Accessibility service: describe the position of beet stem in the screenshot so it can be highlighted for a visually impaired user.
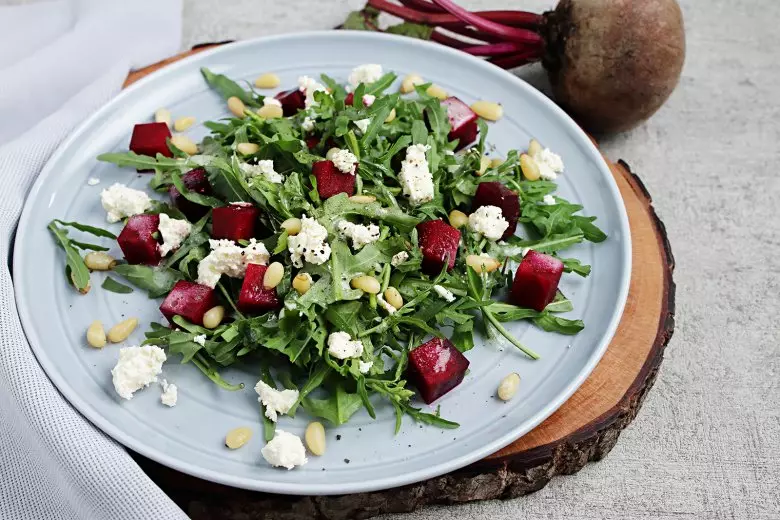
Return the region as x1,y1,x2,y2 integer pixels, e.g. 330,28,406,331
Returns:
367,0,543,29
429,0,543,44
430,29,471,49
461,41,528,57
489,51,541,69
398,0,443,13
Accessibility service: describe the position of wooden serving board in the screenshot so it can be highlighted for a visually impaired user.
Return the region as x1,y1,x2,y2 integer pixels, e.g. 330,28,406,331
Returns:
126,45,676,520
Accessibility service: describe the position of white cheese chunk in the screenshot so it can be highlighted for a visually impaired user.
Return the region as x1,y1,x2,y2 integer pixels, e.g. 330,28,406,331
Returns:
287,215,331,268
298,75,327,108
468,205,509,241
376,295,396,315
263,96,282,107
338,220,380,249
240,160,284,183
160,379,178,407
158,213,192,256
301,116,315,132
87,177,100,186
359,360,374,374
348,64,383,87
532,147,565,181
331,148,358,174
111,345,166,400
327,331,364,360
197,238,270,288
391,251,409,266
354,118,371,133
254,380,299,422
399,144,434,206
261,430,308,470
433,284,456,303
362,94,376,106
100,183,152,223
542,194,556,205
193,334,206,346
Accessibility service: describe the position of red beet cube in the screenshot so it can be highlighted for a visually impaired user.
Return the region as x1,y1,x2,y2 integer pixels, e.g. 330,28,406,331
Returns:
159,280,217,326
117,214,160,265
237,263,281,314
344,92,354,106
211,203,259,241
510,251,564,311
472,182,521,240
275,88,306,117
416,220,460,275
169,168,212,221
129,122,173,159
306,136,321,149
441,97,478,150
312,160,356,199
408,337,470,404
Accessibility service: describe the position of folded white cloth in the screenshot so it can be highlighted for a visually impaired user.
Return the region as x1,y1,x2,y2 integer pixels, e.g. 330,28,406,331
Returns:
0,1,188,518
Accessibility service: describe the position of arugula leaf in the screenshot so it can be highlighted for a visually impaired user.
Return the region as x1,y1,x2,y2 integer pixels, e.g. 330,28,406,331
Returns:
170,171,224,208
53,220,117,239
113,264,183,298
97,151,182,171
201,67,259,107
302,383,364,426
48,221,90,292
101,277,134,294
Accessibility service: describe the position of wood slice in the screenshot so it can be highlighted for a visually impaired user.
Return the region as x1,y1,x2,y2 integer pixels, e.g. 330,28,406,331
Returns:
126,46,675,519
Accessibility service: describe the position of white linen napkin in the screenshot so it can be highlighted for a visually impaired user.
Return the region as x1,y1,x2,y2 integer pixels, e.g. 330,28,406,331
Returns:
0,1,188,518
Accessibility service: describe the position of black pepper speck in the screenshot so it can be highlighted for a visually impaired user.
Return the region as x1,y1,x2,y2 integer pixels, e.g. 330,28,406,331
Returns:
336,435,341,440
344,458,350,464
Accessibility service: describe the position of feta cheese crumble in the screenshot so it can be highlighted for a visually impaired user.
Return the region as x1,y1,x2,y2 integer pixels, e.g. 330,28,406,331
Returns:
193,334,206,346
87,177,100,186
301,116,315,132
362,94,376,106
331,148,358,174
354,118,371,133
100,183,152,223
376,294,396,315
239,160,284,183
111,345,166,400
359,360,374,374
542,194,556,205
338,220,380,249
261,430,308,470
433,284,456,303
327,331,364,360
391,251,409,266
287,215,331,268
160,379,178,407
531,147,565,181
254,380,299,422
157,213,192,256
197,239,270,288
468,205,509,241
263,96,282,107
348,64,383,87
298,75,327,108
399,144,434,205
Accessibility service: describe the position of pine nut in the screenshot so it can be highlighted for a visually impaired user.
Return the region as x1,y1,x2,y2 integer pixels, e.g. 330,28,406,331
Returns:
520,153,541,181
256,104,283,119
236,142,260,155
305,421,326,456
170,134,198,155
426,84,448,100
400,73,424,94
497,372,521,401
107,318,138,343
490,157,504,168
383,287,403,310
263,262,284,290
281,218,302,235
448,209,469,229
292,273,312,295
173,116,196,132
86,320,106,348
478,156,491,176
528,138,543,158
202,306,225,329
225,426,253,449
326,147,341,161
227,96,246,118
384,108,397,123
349,194,376,204
470,100,503,121
154,108,171,126
466,254,501,273
350,275,380,294
254,73,281,89
84,252,116,271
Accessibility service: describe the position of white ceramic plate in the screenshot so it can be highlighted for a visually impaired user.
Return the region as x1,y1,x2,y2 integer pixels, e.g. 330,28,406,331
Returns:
13,31,631,495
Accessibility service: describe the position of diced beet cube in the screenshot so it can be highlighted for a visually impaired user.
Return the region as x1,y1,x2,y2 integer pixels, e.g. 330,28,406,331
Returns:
408,337,470,404
510,251,564,311
159,280,217,326
441,97,478,150
129,122,173,160
169,168,212,221
312,160,356,199
306,136,321,149
237,263,281,314
416,220,460,275
117,214,160,265
275,88,306,116
344,92,354,106
472,182,521,240
211,203,259,241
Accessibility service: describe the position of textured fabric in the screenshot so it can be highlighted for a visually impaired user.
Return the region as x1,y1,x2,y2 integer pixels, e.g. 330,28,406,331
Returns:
0,1,187,519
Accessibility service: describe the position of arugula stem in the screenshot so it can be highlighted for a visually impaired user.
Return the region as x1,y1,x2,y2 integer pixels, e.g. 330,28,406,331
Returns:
192,354,245,390
483,309,539,360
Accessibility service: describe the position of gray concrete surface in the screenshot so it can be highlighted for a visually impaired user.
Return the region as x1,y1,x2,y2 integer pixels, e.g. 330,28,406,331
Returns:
182,1,780,518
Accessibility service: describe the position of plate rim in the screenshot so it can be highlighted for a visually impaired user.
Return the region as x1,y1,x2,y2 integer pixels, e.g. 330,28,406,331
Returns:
13,30,632,495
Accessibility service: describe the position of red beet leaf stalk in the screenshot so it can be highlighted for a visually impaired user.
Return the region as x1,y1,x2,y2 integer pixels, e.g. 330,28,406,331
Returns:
351,0,686,134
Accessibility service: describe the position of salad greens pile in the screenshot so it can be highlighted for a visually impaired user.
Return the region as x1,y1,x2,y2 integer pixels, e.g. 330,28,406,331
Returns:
52,66,605,435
